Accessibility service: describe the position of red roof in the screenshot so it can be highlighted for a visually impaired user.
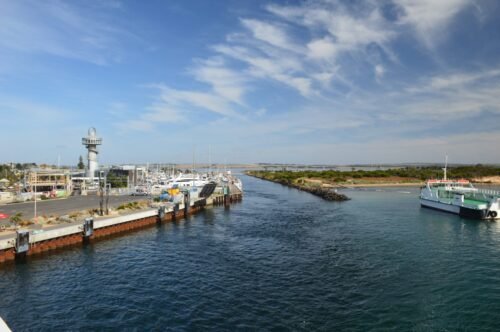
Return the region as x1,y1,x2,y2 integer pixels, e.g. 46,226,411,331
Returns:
427,179,470,184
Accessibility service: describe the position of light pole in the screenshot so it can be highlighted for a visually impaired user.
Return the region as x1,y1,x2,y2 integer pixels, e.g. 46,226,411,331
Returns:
33,171,37,223
105,183,110,215
99,171,104,216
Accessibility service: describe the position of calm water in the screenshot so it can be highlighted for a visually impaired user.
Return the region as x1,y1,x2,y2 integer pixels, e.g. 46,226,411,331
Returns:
2,175,500,331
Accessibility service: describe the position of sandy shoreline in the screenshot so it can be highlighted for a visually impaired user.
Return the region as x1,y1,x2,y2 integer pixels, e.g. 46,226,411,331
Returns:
306,179,500,189
326,182,423,188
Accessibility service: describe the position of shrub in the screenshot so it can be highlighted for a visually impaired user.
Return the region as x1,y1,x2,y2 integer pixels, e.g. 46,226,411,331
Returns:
10,212,23,225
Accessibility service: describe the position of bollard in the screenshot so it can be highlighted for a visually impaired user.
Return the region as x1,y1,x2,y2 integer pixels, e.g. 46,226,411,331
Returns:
173,203,179,220
183,191,190,217
158,206,165,224
83,217,94,242
15,230,30,258
223,186,230,206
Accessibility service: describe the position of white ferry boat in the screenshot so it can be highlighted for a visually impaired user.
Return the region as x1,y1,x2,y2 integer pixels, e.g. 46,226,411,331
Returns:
420,179,500,220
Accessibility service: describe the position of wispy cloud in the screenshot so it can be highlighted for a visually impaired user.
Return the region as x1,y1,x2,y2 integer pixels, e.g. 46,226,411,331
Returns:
119,83,243,132
394,0,471,47
0,0,133,65
124,0,485,129
374,65,385,81
190,57,247,105
118,0,498,162
240,19,300,52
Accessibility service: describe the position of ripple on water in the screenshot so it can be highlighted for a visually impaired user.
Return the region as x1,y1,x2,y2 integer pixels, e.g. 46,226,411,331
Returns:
1,178,500,331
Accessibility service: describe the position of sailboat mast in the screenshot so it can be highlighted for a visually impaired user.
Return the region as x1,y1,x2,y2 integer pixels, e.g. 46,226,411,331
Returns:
209,144,211,176
192,146,195,187
443,155,448,181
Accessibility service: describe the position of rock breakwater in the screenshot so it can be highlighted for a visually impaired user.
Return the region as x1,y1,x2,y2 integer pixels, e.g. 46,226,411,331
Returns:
247,173,350,201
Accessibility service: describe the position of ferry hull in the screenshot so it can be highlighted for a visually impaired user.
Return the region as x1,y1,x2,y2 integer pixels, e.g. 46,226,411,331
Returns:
459,207,488,219
420,198,490,220
420,198,460,214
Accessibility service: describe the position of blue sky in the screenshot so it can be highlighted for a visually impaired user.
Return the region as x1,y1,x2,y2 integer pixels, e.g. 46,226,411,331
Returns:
1,0,500,165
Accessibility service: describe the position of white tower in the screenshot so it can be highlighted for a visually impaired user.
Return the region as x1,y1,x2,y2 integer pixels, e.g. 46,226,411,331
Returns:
82,127,102,179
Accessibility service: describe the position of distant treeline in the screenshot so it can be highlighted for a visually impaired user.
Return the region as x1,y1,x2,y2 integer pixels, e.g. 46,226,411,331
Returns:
247,165,500,183
0,165,21,184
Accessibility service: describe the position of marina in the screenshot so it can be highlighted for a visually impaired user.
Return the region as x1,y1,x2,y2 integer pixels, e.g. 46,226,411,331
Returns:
0,176,243,265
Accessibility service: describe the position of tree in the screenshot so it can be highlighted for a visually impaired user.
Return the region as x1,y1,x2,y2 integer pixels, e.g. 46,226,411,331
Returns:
107,172,128,188
78,155,85,169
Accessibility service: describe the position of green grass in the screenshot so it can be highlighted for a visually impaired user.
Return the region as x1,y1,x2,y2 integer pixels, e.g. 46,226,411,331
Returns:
247,165,500,184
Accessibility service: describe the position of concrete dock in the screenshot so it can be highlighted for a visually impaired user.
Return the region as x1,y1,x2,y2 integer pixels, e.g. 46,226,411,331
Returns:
0,195,147,220
0,190,243,265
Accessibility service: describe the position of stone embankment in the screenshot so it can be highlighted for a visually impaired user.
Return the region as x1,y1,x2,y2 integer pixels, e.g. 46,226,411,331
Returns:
247,174,350,201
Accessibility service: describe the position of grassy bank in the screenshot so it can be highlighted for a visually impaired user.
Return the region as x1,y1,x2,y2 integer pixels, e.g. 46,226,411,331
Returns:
246,165,500,188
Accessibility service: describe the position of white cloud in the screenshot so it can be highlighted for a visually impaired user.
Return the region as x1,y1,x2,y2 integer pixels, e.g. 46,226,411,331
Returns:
157,86,238,118
406,68,500,94
307,37,338,59
240,19,299,52
190,58,247,105
0,0,132,65
268,2,394,50
394,0,471,46
213,44,313,96
119,83,243,131
375,65,385,80
429,69,500,90
121,0,498,164
378,68,500,123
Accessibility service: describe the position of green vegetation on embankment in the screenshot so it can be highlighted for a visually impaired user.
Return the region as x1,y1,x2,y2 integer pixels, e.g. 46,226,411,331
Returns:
246,165,500,187
246,170,351,201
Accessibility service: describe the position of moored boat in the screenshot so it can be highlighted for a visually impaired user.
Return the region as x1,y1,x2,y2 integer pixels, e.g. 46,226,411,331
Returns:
420,177,500,220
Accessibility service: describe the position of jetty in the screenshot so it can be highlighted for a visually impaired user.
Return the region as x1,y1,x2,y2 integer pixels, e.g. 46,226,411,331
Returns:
246,172,349,201
0,184,242,265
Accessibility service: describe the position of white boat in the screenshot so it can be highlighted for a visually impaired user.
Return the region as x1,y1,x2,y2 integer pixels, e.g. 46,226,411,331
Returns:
233,178,243,192
420,171,500,220
166,173,208,189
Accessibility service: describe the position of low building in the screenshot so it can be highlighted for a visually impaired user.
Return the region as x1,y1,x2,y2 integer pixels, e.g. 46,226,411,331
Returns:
27,169,72,197
110,165,147,188
0,178,9,190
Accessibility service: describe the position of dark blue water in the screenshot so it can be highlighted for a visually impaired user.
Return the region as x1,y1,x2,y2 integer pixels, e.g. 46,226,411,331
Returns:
2,175,500,331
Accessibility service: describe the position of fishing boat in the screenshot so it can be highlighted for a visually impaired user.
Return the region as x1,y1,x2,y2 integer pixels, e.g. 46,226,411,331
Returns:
420,161,500,220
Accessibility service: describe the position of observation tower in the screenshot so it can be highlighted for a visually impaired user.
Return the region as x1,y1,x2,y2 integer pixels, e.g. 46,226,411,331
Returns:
82,127,102,179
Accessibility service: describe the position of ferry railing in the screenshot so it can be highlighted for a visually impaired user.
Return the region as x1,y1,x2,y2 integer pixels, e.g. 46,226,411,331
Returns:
476,189,500,197
467,189,500,202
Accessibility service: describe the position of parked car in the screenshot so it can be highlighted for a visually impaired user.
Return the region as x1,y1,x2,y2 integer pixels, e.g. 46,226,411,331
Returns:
131,187,149,196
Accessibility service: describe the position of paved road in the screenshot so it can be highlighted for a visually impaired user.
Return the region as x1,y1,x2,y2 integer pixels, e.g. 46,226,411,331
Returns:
0,195,148,219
